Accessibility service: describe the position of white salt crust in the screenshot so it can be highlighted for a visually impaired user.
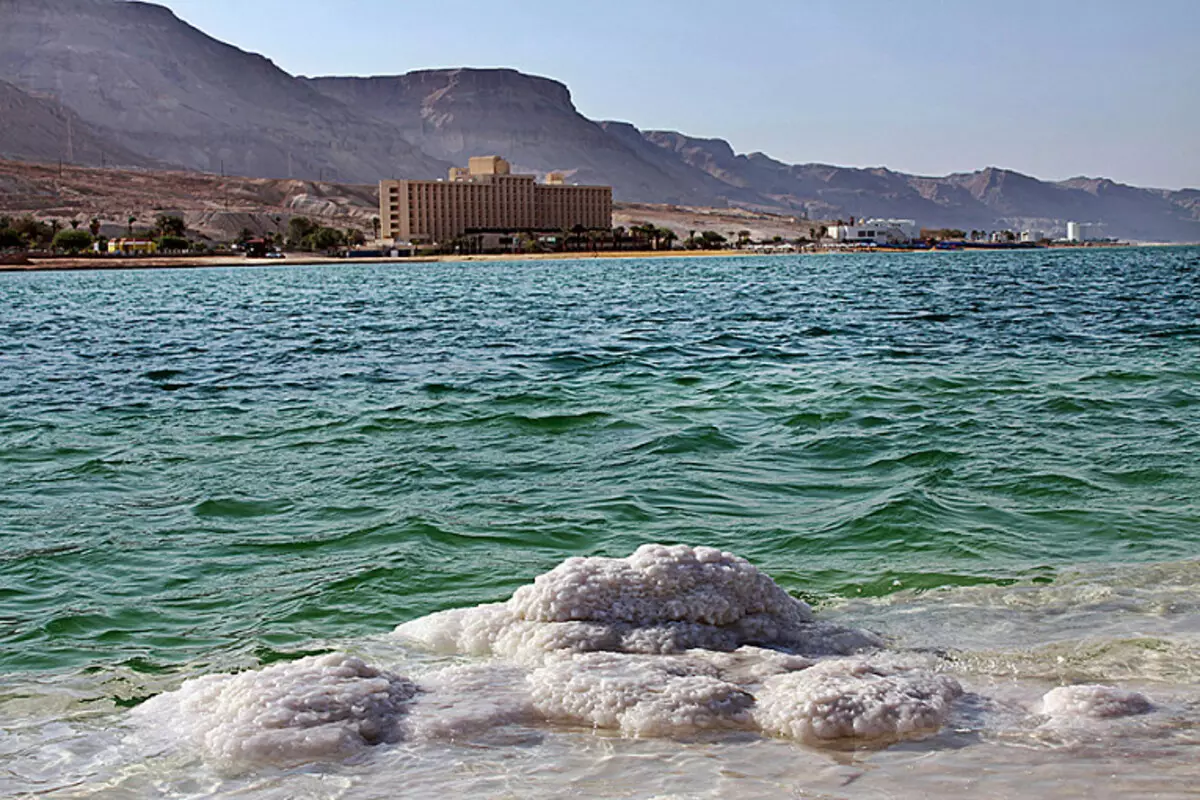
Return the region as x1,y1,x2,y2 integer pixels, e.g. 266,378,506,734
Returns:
138,546,971,767
1040,684,1152,720
133,654,418,766
395,544,882,663
754,657,963,743
405,663,536,740
528,652,757,736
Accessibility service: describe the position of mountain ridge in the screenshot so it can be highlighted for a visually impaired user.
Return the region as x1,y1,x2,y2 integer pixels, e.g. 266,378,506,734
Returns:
0,0,1196,241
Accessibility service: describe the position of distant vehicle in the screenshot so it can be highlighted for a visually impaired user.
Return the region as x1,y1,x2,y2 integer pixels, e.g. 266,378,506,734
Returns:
265,252,286,259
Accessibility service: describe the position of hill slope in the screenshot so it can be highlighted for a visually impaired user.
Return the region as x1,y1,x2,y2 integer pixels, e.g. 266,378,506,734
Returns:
0,0,448,182
0,79,155,168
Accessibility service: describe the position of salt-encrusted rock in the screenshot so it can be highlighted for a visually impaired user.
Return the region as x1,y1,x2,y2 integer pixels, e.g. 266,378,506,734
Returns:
1040,684,1152,720
754,657,962,743
395,544,880,663
133,654,418,766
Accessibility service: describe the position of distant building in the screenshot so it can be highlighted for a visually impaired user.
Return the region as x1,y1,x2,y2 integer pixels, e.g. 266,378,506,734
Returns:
1066,221,1105,242
1021,230,1045,243
107,239,158,255
826,219,918,244
379,156,612,245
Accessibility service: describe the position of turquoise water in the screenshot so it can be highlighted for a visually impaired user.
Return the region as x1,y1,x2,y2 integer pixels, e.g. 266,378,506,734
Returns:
1,247,1198,683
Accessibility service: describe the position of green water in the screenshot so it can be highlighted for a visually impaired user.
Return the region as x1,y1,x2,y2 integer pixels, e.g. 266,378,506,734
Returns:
2,248,1198,677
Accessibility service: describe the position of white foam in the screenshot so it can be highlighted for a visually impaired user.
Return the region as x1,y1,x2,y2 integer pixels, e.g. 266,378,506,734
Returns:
1040,685,1152,720
133,653,418,767
754,657,963,743
395,544,881,663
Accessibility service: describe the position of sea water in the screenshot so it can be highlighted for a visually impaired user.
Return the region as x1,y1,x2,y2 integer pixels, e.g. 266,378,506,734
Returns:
1,248,1197,797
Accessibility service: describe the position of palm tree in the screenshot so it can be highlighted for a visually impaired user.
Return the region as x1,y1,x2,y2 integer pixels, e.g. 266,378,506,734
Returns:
612,226,626,250
659,229,678,250
127,215,137,238
89,218,101,238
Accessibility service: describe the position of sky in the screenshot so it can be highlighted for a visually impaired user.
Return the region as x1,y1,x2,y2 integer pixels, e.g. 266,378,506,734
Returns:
154,0,1199,189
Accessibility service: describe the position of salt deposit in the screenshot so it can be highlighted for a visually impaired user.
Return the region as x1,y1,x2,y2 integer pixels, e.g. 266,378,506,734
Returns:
395,544,881,663
405,663,537,740
528,652,757,736
132,653,418,766
135,546,972,769
1040,684,1152,720
754,657,963,743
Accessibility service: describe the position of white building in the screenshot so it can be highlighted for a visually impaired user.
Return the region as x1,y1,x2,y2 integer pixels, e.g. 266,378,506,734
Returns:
1020,230,1045,243
1066,221,1105,242
826,219,918,244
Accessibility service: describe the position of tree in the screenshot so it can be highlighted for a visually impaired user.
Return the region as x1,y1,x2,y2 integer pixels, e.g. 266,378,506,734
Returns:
157,235,189,252
737,230,752,249
686,230,728,250
287,216,317,248
346,228,366,246
612,226,626,250
89,218,101,238
305,226,345,251
154,214,186,238
69,218,81,230
12,217,52,248
52,229,93,252
371,216,380,240
127,215,137,237
0,227,22,250
659,229,678,250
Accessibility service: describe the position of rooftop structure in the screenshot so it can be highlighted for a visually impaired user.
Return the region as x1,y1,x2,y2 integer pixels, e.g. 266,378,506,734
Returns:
380,157,612,245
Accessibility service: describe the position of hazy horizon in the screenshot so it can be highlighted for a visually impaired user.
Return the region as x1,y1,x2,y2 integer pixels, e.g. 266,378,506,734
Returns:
144,0,1197,190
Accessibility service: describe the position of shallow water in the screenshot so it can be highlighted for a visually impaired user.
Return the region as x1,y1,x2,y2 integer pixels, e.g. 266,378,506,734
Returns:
1,248,1198,797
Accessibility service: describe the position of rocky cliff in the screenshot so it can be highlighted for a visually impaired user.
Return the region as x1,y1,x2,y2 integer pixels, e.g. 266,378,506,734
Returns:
305,70,751,206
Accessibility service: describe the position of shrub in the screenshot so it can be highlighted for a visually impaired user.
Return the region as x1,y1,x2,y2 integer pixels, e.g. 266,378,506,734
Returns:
157,236,190,251
52,229,94,252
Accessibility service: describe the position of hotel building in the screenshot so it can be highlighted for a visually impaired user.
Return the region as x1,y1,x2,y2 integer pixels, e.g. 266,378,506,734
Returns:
380,156,613,244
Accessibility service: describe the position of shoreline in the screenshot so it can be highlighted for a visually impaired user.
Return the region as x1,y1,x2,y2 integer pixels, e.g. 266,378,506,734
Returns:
0,241,1169,273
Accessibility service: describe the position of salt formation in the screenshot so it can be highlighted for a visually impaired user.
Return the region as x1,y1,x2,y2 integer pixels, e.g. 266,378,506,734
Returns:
1040,685,1152,720
133,654,418,766
754,657,963,743
528,652,757,736
395,544,881,663
405,663,537,740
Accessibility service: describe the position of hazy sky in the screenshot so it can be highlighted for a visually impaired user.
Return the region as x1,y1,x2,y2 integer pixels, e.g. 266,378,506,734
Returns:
154,0,1199,189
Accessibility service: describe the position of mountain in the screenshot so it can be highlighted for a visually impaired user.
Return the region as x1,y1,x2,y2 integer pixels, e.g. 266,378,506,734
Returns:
304,69,756,206
0,0,1196,241
639,131,1200,241
0,0,448,183
0,79,154,167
